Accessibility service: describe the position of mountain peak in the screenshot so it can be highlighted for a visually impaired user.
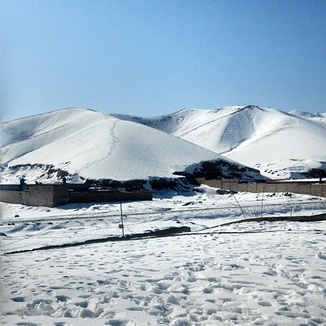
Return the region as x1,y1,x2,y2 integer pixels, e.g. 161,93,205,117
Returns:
240,105,264,111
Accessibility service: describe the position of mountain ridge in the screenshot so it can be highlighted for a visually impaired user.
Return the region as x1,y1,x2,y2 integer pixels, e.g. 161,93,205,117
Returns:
1,105,325,185
0,108,263,185
113,105,326,179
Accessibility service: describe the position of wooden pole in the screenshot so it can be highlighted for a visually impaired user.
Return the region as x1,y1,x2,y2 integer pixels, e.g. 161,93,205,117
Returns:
120,201,125,237
260,187,264,218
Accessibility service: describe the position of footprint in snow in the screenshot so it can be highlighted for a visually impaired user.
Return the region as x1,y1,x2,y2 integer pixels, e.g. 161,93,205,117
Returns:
316,252,326,260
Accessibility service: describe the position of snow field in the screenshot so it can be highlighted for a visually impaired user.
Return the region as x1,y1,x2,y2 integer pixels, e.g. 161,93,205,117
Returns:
1,188,326,325
1,224,326,325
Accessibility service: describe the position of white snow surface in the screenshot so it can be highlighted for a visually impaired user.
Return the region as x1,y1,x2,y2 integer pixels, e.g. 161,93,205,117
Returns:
114,105,326,178
1,187,326,325
0,108,233,183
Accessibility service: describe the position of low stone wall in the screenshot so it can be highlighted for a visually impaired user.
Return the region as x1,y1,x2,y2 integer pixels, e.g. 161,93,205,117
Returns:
195,178,326,197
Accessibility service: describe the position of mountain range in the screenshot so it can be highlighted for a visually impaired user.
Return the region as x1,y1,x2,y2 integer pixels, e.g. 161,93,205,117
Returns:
1,105,325,186
0,108,261,186
113,105,326,179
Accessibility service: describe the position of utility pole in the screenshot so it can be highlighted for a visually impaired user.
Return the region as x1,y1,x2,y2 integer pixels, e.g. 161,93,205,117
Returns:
119,201,125,237
260,187,264,218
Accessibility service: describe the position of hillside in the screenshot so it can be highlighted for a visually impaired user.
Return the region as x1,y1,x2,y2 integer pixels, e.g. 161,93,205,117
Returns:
0,108,262,185
113,105,326,178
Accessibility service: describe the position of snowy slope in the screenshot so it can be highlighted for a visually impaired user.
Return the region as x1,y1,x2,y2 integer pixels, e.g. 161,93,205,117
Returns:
0,108,261,184
114,105,326,178
290,110,326,125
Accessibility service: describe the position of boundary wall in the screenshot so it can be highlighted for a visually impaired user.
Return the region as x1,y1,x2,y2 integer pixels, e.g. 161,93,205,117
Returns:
195,178,326,198
0,185,69,207
0,184,152,207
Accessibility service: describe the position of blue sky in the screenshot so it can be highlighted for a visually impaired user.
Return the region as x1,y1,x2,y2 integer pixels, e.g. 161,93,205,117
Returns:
1,0,325,122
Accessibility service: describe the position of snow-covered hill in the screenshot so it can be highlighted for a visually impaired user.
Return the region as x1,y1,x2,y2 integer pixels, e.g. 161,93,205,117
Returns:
113,105,326,178
289,110,326,125
2,105,324,184
0,108,262,184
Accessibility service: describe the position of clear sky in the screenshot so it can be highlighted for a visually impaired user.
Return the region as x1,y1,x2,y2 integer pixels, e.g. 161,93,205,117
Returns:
1,0,325,122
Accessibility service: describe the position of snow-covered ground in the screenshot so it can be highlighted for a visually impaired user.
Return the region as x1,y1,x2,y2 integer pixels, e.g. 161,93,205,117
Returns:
1,186,326,325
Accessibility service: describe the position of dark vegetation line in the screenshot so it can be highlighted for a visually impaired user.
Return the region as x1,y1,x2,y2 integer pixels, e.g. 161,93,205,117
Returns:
3,226,191,255
206,212,326,229
3,213,326,255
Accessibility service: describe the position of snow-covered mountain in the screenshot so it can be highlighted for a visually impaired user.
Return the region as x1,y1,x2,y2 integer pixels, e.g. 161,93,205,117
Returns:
2,105,324,184
0,108,262,184
289,110,326,125
113,105,326,178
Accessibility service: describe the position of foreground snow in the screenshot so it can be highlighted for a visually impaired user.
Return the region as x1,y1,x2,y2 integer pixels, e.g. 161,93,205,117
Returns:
1,187,326,325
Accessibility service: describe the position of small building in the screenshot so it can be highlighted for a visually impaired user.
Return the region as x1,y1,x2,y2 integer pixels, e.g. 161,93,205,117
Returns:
0,183,152,208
